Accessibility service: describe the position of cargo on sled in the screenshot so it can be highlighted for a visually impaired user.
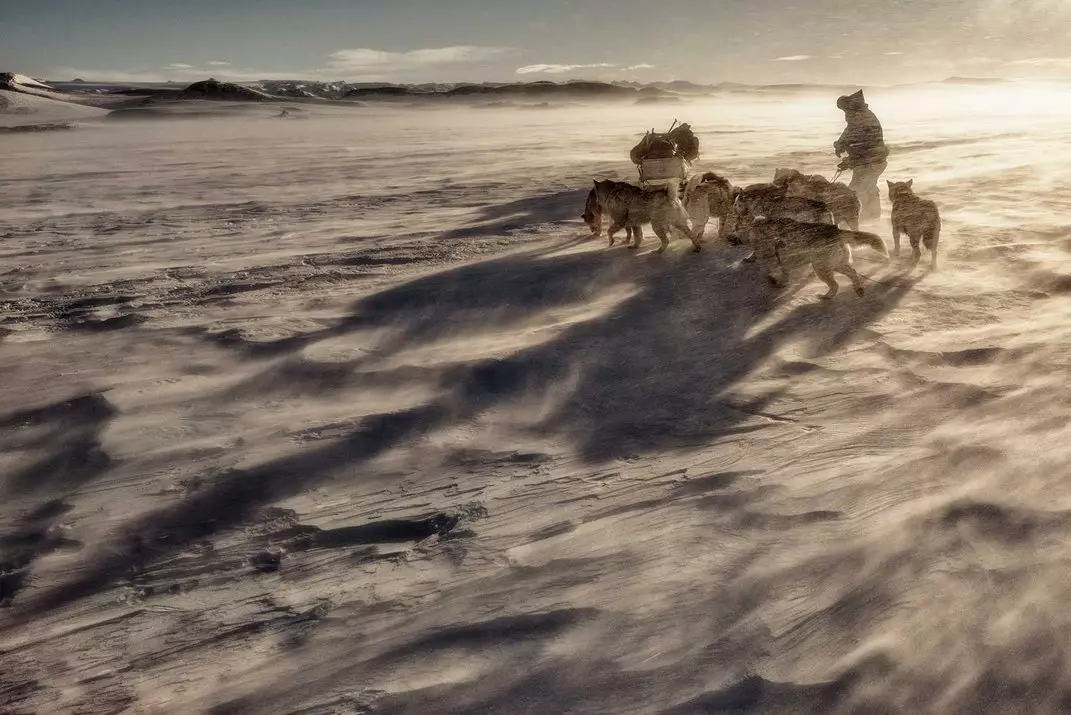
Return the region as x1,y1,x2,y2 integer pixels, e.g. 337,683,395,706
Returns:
629,119,700,189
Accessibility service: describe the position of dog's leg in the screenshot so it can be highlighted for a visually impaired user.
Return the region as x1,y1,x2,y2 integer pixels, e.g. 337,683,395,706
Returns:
629,224,643,250
909,233,922,270
924,228,939,271
742,229,756,262
607,218,626,247
688,200,709,247
891,222,901,258
680,219,702,253
837,263,866,297
652,221,671,254
813,264,840,299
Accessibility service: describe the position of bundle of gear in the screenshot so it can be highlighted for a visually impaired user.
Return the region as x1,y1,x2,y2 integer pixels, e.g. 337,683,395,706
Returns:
629,120,700,165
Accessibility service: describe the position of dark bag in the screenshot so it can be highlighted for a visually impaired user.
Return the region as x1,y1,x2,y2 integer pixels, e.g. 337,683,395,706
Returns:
630,132,675,164
668,125,699,162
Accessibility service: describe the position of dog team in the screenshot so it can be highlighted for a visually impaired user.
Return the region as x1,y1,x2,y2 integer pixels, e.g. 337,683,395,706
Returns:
580,90,942,300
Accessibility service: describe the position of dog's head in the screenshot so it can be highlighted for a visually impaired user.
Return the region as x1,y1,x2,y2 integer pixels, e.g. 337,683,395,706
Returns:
581,184,603,237
724,192,748,244
886,179,914,202
779,170,811,198
772,168,801,187
725,184,778,243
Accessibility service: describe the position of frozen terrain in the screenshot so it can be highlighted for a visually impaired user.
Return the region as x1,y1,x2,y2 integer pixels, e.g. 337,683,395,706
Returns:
4,82,1071,714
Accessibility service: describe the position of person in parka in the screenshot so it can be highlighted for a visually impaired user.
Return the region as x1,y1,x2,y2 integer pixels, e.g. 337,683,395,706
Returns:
833,89,889,221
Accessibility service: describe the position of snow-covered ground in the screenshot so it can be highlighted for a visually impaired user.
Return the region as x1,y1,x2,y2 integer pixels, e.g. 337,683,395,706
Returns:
4,83,1071,713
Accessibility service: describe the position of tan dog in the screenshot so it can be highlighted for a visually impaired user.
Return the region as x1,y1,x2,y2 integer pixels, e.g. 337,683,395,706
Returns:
747,217,888,299
581,179,697,253
773,168,862,232
724,182,834,264
682,172,736,243
887,179,941,270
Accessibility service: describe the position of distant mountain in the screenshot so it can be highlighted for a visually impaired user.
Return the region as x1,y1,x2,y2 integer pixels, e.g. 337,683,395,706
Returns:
344,85,419,98
0,72,119,108
257,80,352,99
5,71,1037,112
651,80,720,94
0,72,70,100
180,79,272,101
344,80,647,100
939,76,1009,85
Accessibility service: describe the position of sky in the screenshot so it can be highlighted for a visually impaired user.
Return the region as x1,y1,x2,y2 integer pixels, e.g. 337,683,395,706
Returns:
3,0,1071,85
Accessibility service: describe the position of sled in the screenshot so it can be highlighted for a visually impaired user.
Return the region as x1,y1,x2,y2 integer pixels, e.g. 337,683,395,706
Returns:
638,155,688,189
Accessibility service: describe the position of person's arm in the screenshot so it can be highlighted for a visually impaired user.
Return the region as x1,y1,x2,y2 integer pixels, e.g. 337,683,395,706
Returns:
837,117,883,155
833,124,854,155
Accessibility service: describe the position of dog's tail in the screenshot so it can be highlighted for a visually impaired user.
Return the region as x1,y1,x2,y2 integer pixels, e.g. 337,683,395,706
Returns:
664,179,685,211
664,180,691,226
844,230,889,258
683,173,705,206
664,178,681,202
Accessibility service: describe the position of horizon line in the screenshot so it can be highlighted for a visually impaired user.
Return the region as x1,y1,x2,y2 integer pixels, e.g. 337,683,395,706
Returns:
16,74,1036,90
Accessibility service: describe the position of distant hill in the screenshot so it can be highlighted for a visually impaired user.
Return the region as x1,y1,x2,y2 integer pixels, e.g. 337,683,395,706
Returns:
179,79,273,101
0,85,110,121
344,80,647,100
1,73,73,101
0,73,127,113
4,71,1032,112
939,76,1009,86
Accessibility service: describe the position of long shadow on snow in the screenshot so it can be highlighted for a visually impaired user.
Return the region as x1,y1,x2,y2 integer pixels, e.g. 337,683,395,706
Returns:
234,242,916,461
440,188,589,239
0,393,118,499
205,236,625,361
25,241,912,614
0,393,116,605
215,610,900,715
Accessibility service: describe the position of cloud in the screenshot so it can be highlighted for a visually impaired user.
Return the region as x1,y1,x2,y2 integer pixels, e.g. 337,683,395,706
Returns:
515,63,616,74
53,45,517,83
1007,57,1071,66
49,64,292,83
512,62,655,77
771,55,812,62
883,52,905,56
326,46,512,74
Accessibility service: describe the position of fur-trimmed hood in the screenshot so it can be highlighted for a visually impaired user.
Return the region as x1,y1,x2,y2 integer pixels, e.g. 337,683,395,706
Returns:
837,89,867,112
